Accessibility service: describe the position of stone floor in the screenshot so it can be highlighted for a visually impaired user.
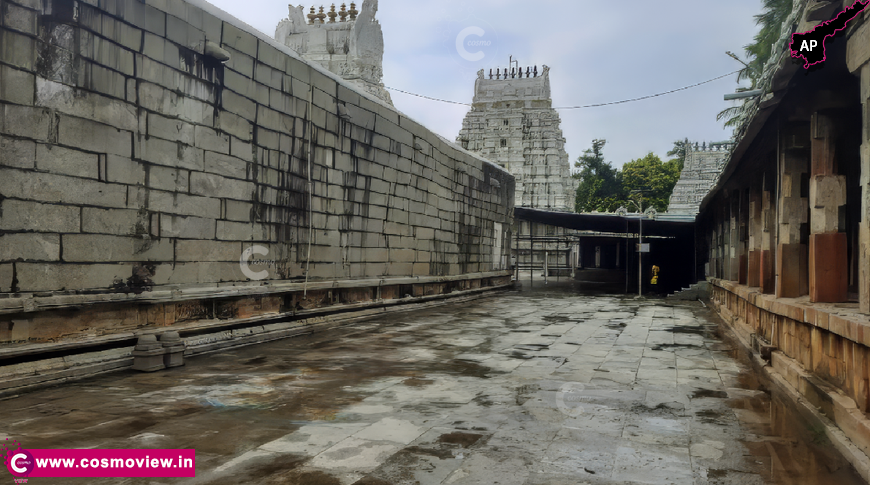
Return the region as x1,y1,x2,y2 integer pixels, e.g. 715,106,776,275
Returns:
1,281,865,484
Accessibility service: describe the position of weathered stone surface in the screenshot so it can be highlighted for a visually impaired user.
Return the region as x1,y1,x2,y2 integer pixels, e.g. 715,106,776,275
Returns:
62,234,173,262
14,262,132,292
143,189,221,219
106,155,146,185
204,151,247,179
190,172,253,200
159,214,215,239
135,135,203,171
0,64,34,105
82,207,145,235
36,78,138,132
0,233,61,261
0,168,128,208
58,114,132,157
3,2,38,34
0,103,50,141
36,144,99,178
0,29,35,70
147,112,195,145
138,81,214,125
195,126,230,154
0,199,80,232
0,135,35,168
148,165,189,192
175,240,240,262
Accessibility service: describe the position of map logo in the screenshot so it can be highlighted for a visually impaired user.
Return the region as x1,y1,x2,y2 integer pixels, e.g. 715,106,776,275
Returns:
790,0,869,68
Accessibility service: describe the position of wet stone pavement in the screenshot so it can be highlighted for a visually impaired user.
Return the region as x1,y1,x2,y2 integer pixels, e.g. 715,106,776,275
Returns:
1,282,865,484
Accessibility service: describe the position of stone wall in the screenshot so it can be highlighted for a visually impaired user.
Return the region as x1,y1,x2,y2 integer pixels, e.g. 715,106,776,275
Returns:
0,0,514,347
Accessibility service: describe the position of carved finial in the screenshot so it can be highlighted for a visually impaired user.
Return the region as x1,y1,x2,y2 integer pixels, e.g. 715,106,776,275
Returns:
308,6,316,24
533,65,538,77
511,67,515,78
489,68,493,79
349,2,358,20
525,67,530,77
339,3,348,21
317,6,326,23
327,4,337,22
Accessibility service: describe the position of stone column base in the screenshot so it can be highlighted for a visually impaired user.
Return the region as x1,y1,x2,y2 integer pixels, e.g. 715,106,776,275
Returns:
760,250,775,294
747,250,761,287
776,243,808,298
809,232,848,303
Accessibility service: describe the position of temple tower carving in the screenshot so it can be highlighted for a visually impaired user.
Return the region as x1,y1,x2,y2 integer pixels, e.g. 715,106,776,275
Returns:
275,2,392,104
456,65,577,211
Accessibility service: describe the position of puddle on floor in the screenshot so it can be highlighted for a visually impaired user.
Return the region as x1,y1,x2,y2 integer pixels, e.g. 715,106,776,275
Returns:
704,308,866,485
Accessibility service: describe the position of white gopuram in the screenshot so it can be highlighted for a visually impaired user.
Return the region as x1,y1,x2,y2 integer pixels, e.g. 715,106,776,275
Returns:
275,2,392,105
667,141,735,215
456,65,577,211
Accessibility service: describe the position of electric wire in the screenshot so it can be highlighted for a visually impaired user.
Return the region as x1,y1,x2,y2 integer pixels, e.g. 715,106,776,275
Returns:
385,70,742,110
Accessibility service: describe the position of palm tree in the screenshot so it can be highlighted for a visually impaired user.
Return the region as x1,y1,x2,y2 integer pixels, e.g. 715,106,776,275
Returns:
718,0,794,127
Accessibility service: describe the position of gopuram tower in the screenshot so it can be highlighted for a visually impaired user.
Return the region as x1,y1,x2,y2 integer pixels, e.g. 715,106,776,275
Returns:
457,64,577,211
275,2,392,104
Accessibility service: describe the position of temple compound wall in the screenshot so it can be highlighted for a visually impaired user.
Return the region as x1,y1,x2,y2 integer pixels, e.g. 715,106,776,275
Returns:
667,141,734,215
699,1,870,477
456,66,577,211
0,0,514,393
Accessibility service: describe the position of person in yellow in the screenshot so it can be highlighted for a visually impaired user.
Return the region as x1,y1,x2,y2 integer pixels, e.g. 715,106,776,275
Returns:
651,265,660,285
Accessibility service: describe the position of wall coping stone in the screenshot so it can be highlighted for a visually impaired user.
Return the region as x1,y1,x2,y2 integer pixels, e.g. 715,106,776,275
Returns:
0,270,513,315
709,277,870,347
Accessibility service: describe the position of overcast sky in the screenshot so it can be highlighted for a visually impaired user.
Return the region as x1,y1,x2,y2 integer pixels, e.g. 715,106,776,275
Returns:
207,0,762,169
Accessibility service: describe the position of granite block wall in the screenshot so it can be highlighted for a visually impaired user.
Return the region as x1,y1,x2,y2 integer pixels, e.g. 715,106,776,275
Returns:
0,0,514,344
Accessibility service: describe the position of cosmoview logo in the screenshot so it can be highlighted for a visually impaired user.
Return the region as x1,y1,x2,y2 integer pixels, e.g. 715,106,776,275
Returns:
446,19,499,69
239,245,278,281
555,382,590,418
456,26,489,61
4,439,35,482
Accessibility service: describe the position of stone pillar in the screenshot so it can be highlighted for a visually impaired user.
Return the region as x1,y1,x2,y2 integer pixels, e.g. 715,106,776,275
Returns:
738,189,749,285
809,112,848,302
776,123,810,298
859,64,870,312
846,14,870,311
760,172,777,293
723,196,733,280
747,183,762,287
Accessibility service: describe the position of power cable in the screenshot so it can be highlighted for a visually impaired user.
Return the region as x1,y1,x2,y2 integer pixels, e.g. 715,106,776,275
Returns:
385,70,741,110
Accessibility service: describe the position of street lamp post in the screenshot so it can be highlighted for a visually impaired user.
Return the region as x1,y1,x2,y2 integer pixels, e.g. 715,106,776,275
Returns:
638,197,643,297
626,190,650,298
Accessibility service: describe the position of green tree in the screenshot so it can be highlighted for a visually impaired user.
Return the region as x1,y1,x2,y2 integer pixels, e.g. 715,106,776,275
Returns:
718,0,794,127
667,139,688,171
621,152,682,213
573,139,625,212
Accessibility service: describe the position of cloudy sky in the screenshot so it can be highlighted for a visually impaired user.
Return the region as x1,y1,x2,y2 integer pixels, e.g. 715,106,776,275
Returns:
207,0,762,169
